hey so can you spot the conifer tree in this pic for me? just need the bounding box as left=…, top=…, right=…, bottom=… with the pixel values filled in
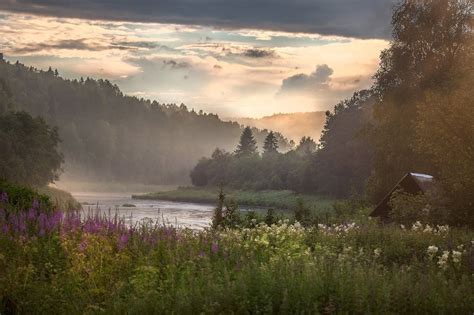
left=263, top=131, right=279, bottom=154
left=235, top=126, right=257, bottom=157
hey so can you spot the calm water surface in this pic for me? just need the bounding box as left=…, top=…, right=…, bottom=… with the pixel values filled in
left=72, top=192, right=214, bottom=230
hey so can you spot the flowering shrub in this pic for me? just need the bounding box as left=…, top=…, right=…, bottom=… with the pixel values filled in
left=0, top=194, right=473, bottom=313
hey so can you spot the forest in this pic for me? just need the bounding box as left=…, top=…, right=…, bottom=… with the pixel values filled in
left=0, top=0, right=473, bottom=313
left=190, top=0, right=474, bottom=227
left=0, top=61, right=290, bottom=184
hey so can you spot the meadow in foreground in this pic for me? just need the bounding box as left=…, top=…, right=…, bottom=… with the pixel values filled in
left=1, top=192, right=473, bottom=314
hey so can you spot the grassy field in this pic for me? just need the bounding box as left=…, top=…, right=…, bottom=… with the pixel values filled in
left=1, top=201, right=473, bottom=313
left=133, top=186, right=337, bottom=214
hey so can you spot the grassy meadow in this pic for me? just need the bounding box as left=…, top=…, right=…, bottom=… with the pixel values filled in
left=1, top=187, right=473, bottom=314
left=133, top=187, right=336, bottom=214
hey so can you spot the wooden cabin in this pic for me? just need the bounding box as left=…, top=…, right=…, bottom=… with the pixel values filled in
left=369, top=172, right=434, bottom=222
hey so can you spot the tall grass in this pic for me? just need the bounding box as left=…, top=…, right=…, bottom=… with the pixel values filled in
left=1, top=191, right=473, bottom=313
left=134, top=186, right=335, bottom=214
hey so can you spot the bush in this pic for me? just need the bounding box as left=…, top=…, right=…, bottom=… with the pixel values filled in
left=0, top=180, right=52, bottom=213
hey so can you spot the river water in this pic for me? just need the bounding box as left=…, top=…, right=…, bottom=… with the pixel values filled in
left=72, top=192, right=215, bottom=230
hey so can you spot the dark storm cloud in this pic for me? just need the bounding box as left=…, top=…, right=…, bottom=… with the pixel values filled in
left=12, top=39, right=108, bottom=54
left=242, top=49, right=275, bottom=58
left=280, top=64, right=334, bottom=92
left=110, top=41, right=173, bottom=51
left=162, top=59, right=191, bottom=69
left=0, top=0, right=397, bottom=39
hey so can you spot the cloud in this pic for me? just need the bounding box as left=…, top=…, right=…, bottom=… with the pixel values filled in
left=0, top=0, right=397, bottom=39
left=242, top=49, right=275, bottom=58
left=280, top=64, right=334, bottom=93
left=162, top=59, right=191, bottom=69
left=111, top=41, right=173, bottom=51
left=12, top=39, right=108, bottom=54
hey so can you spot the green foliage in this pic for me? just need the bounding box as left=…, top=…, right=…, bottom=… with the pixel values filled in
left=190, top=139, right=318, bottom=193
left=1, top=210, right=473, bottom=313
left=0, top=60, right=291, bottom=184
left=294, top=136, right=317, bottom=156
left=294, top=198, right=311, bottom=226
left=369, top=0, right=473, bottom=202
left=263, top=131, right=279, bottom=154
left=0, top=111, right=63, bottom=187
left=135, top=187, right=335, bottom=215
left=315, top=90, right=375, bottom=197
left=212, top=187, right=225, bottom=229
left=0, top=181, right=52, bottom=213
left=388, top=189, right=429, bottom=226
left=415, top=52, right=474, bottom=226
left=235, top=126, right=258, bottom=157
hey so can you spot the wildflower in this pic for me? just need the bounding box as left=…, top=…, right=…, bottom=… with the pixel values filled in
left=452, top=251, right=462, bottom=264
left=423, top=225, right=433, bottom=233
left=0, top=192, right=8, bottom=204
left=32, top=199, right=40, bottom=209
left=374, top=248, right=382, bottom=258
left=211, top=241, right=219, bottom=254
left=118, top=233, right=129, bottom=250
left=412, top=221, right=423, bottom=231
left=436, top=225, right=450, bottom=234
left=27, top=208, right=36, bottom=221
left=427, top=245, right=438, bottom=260
left=437, top=251, right=449, bottom=270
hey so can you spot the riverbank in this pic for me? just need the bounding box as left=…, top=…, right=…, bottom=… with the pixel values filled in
left=133, top=187, right=337, bottom=214
left=37, top=186, right=82, bottom=210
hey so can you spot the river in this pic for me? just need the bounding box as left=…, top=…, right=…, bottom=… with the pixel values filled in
left=72, top=192, right=214, bottom=230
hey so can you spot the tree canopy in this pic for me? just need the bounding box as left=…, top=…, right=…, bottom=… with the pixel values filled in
left=0, top=111, right=63, bottom=186
left=0, top=60, right=291, bottom=184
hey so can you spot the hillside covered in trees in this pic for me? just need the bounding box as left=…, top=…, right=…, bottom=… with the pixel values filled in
left=190, top=0, right=474, bottom=226
left=0, top=59, right=291, bottom=184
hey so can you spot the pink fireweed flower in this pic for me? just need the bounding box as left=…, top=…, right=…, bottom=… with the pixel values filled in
left=0, top=192, right=8, bottom=204
left=211, top=242, right=219, bottom=254
left=118, top=233, right=129, bottom=250
left=27, top=208, right=36, bottom=221
left=32, top=199, right=40, bottom=209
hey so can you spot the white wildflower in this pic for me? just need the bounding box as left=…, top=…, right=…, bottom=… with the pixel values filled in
left=437, top=251, right=449, bottom=270
left=374, top=248, right=382, bottom=258
left=412, top=221, right=423, bottom=231
left=452, top=250, right=462, bottom=264
left=423, top=225, right=433, bottom=233
left=427, top=245, right=438, bottom=260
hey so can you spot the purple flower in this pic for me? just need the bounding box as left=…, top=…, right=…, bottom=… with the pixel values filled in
left=32, top=199, right=40, bottom=209
left=118, top=233, right=129, bottom=250
left=0, top=192, right=8, bottom=204
left=27, top=208, right=36, bottom=221
left=211, top=242, right=219, bottom=254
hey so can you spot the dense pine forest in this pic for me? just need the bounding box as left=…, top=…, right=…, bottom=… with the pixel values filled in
left=0, top=60, right=290, bottom=184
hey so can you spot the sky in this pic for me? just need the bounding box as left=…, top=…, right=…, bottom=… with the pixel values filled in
left=0, top=0, right=395, bottom=118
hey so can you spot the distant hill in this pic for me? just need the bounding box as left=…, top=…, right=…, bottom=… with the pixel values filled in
left=231, top=112, right=327, bottom=143
left=0, top=58, right=291, bottom=184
